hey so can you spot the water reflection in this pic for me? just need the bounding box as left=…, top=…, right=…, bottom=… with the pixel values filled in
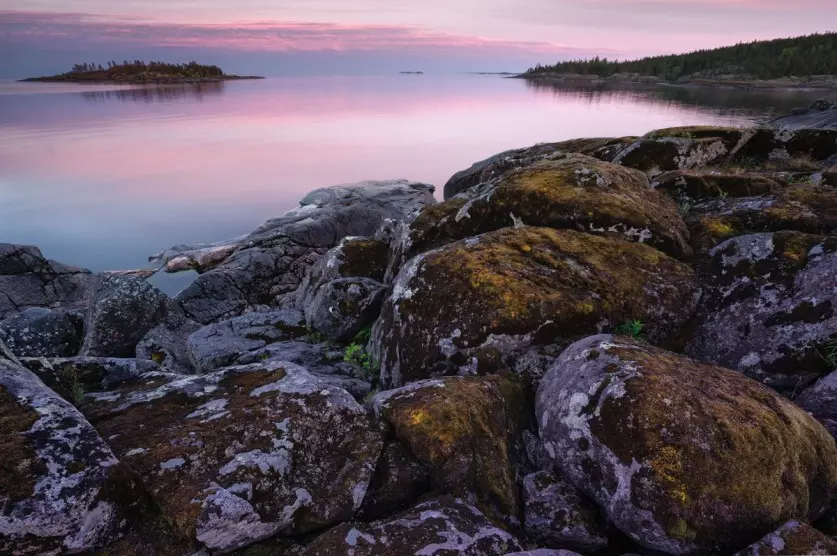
left=81, top=82, right=226, bottom=104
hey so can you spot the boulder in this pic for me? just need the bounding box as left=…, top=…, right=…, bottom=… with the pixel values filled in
left=686, top=232, right=837, bottom=392
left=0, top=243, right=91, bottom=319
left=522, top=471, right=608, bottom=551
left=136, top=320, right=203, bottom=374
left=536, top=335, right=837, bottom=555
left=651, top=170, right=781, bottom=202
left=733, top=520, right=837, bottom=556
left=0, top=352, right=143, bottom=554
left=300, top=496, right=523, bottom=555
left=685, top=184, right=837, bottom=253
left=771, top=100, right=837, bottom=131
left=796, top=371, right=837, bottom=439
left=80, top=274, right=183, bottom=358
left=305, top=277, right=386, bottom=342
left=155, top=181, right=435, bottom=324
left=371, top=227, right=697, bottom=388
left=371, top=375, right=529, bottom=521
left=0, top=307, right=83, bottom=358
left=82, top=361, right=383, bottom=553
left=356, top=441, right=431, bottom=521
left=396, top=155, right=691, bottom=265
left=733, top=128, right=837, bottom=163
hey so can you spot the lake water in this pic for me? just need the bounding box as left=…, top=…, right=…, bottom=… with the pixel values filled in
left=1, top=74, right=833, bottom=294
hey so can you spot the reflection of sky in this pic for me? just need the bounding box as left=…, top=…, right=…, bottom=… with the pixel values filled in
left=0, top=75, right=825, bottom=294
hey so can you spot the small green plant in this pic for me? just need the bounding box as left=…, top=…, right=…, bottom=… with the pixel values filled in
left=362, top=388, right=380, bottom=405
left=716, top=189, right=729, bottom=200
left=615, top=319, right=645, bottom=340
left=814, top=339, right=837, bottom=370
left=677, top=200, right=692, bottom=215
left=57, top=364, right=86, bottom=405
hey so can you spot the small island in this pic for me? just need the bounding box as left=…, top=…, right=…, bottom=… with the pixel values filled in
left=399, top=71, right=425, bottom=75
left=21, top=60, right=264, bottom=84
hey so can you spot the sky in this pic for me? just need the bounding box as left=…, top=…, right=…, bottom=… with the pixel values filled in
left=1, top=1, right=835, bottom=77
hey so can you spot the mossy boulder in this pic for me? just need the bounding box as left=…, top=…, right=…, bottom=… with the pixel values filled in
left=536, top=335, right=837, bottom=555
left=370, top=375, right=528, bottom=521
left=371, top=227, right=697, bottom=388
left=82, top=361, right=384, bottom=553
left=686, top=232, right=837, bottom=392
left=652, top=170, right=781, bottom=201
left=733, top=520, right=837, bottom=556
left=395, top=155, right=691, bottom=263
left=685, top=184, right=837, bottom=253
left=300, top=496, right=523, bottom=555
left=0, top=353, right=144, bottom=554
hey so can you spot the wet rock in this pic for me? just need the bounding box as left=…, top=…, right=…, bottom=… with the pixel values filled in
left=523, top=471, right=608, bottom=552
left=796, top=371, right=837, bottom=438
left=0, top=307, right=83, bottom=358
left=371, top=375, right=529, bottom=521
left=442, top=138, right=637, bottom=199
left=300, top=496, right=523, bottom=555
left=356, top=441, right=432, bottom=521
left=397, top=155, right=692, bottom=265
left=371, top=227, right=697, bottom=388
left=685, top=184, right=837, bottom=253
left=136, top=320, right=203, bottom=374
left=686, top=232, right=837, bottom=392
left=80, top=274, right=184, bottom=358
left=305, top=277, right=386, bottom=342
left=536, top=335, right=837, bottom=555
left=186, top=309, right=307, bottom=372
left=0, top=243, right=91, bottom=319
left=733, top=520, right=837, bottom=556
left=0, top=351, right=143, bottom=554
left=156, top=181, right=435, bottom=324
left=82, top=361, right=384, bottom=553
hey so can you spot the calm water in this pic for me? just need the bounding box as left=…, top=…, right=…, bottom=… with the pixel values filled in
left=1, top=75, right=833, bottom=294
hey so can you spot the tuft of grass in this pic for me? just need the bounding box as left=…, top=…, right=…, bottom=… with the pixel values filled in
left=677, top=200, right=693, bottom=215
left=814, top=338, right=837, bottom=371
left=343, top=327, right=380, bottom=382
left=615, top=319, right=646, bottom=340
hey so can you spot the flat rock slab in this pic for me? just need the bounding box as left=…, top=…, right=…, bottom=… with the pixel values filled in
left=82, top=361, right=383, bottom=554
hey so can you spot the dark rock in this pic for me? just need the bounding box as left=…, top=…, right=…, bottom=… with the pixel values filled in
left=371, top=227, right=697, bottom=388
left=506, top=550, right=582, bottom=556
left=80, top=274, right=183, bottom=358
left=82, top=361, right=384, bottom=553
left=652, top=170, right=781, bottom=201
left=686, top=232, right=837, bottom=392
left=0, top=307, right=83, bottom=357
left=305, top=277, right=386, bottom=342
left=396, top=154, right=692, bottom=266
left=0, top=351, right=143, bottom=554
left=734, top=128, right=837, bottom=161
left=0, top=243, right=91, bottom=319
left=733, top=520, right=837, bottom=555
left=797, top=371, right=837, bottom=439
left=300, top=496, right=523, bottom=555
left=536, top=335, right=837, bottom=555
left=371, top=375, right=529, bottom=522
left=356, top=441, right=432, bottom=521
left=523, top=471, right=608, bottom=552
left=136, top=320, right=203, bottom=374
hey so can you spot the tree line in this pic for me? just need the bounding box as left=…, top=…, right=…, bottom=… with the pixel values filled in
left=525, top=32, right=837, bottom=81
left=68, top=61, right=225, bottom=78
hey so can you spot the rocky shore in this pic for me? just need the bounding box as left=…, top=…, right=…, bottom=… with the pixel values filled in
left=2, top=125, right=837, bottom=555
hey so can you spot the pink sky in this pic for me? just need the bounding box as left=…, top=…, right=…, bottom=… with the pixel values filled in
left=2, top=1, right=835, bottom=76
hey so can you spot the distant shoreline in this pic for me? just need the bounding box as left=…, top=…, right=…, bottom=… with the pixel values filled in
left=515, top=73, right=837, bottom=91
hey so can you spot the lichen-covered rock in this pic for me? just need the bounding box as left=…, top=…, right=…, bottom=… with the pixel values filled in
left=442, top=138, right=638, bottom=200
left=0, top=243, right=92, bottom=319
left=522, top=471, right=608, bottom=552
left=796, top=372, right=837, bottom=439
left=80, top=274, right=184, bottom=358
left=0, top=353, right=143, bottom=554
left=82, top=361, right=383, bottom=553
left=396, top=155, right=692, bottom=264
left=686, top=232, right=837, bottom=392
left=733, top=128, right=837, bottom=163
left=356, top=441, right=431, bottom=521
left=685, top=184, right=837, bottom=253
left=305, top=277, right=386, bottom=341
left=371, top=375, right=528, bottom=521
left=652, top=170, right=781, bottom=202
left=136, top=320, right=203, bottom=374
left=0, top=307, right=84, bottom=358
left=300, top=496, right=523, bottom=555
left=612, top=128, right=746, bottom=176
left=733, top=520, right=837, bottom=556
left=371, top=227, right=697, bottom=387
left=536, top=335, right=837, bottom=555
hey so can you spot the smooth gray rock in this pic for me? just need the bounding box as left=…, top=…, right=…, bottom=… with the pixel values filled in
left=305, top=277, right=386, bottom=342
left=523, top=471, right=608, bottom=552
left=0, top=307, right=83, bottom=358
left=686, top=232, right=837, bottom=392
left=300, top=496, right=523, bottom=555
left=0, top=350, right=140, bottom=554
left=771, top=100, right=837, bottom=130
left=797, top=371, right=837, bottom=438
left=0, top=243, right=91, bottom=319
left=136, top=320, right=203, bottom=374
left=80, top=274, right=183, bottom=358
